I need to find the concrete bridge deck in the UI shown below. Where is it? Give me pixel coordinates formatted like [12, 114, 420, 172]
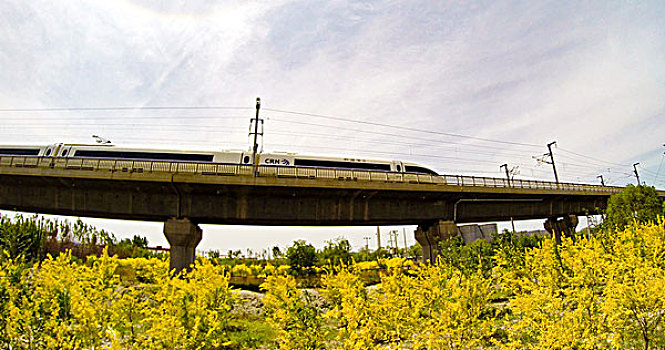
[2, 155, 662, 270]
[0, 155, 635, 225]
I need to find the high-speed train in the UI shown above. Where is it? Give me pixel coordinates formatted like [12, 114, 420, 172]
[0, 143, 439, 175]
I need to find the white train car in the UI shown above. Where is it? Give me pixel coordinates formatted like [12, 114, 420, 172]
[0, 145, 48, 156]
[0, 143, 438, 175]
[258, 152, 438, 175]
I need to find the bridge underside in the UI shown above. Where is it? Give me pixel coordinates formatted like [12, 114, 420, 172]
[0, 174, 607, 226]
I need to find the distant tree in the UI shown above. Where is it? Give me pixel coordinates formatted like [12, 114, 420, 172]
[272, 246, 283, 259]
[406, 242, 423, 259]
[604, 185, 664, 229]
[131, 235, 148, 249]
[207, 250, 221, 259]
[286, 240, 318, 276]
[353, 247, 372, 262]
[111, 234, 151, 258]
[319, 237, 352, 266]
[0, 215, 46, 261]
[370, 247, 391, 260]
[227, 250, 242, 259]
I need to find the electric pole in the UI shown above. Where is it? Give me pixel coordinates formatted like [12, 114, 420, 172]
[547, 141, 559, 183]
[363, 237, 371, 251]
[633, 163, 641, 185]
[387, 230, 393, 254]
[597, 175, 605, 186]
[376, 226, 381, 250]
[500, 164, 510, 186]
[654, 144, 665, 184]
[250, 97, 263, 176]
[402, 228, 407, 253]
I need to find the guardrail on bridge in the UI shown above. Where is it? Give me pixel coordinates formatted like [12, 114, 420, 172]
[0, 155, 625, 194]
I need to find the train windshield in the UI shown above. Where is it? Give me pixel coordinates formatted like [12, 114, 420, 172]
[404, 165, 438, 175]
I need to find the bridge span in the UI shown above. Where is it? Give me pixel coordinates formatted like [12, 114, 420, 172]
[1, 156, 661, 270]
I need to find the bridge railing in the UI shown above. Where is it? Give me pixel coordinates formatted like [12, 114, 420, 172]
[0, 155, 625, 194]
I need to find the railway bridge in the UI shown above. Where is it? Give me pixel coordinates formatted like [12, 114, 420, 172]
[1, 155, 661, 271]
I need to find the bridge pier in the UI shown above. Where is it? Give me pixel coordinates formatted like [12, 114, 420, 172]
[164, 218, 202, 274]
[544, 215, 579, 244]
[415, 220, 458, 264]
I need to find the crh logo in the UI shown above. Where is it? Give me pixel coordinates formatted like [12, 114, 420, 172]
[265, 158, 290, 165]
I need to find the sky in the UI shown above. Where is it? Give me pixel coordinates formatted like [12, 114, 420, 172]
[1, 0, 664, 253]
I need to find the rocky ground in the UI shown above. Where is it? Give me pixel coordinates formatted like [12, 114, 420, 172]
[231, 288, 328, 317]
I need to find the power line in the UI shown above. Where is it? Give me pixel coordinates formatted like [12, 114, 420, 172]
[264, 108, 543, 149]
[267, 117, 541, 154]
[1, 124, 249, 130]
[1, 115, 249, 120]
[557, 147, 631, 168]
[5, 114, 540, 158]
[0, 105, 645, 185]
[266, 131, 541, 159]
[0, 106, 251, 112]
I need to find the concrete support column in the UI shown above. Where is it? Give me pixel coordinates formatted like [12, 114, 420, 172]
[415, 220, 458, 264]
[543, 215, 579, 245]
[164, 218, 202, 274]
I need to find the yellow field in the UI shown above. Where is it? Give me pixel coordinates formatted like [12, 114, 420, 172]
[1, 221, 664, 349]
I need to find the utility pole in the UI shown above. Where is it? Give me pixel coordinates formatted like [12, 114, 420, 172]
[654, 144, 665, 184]
[500, 164, 510, 186]
[387, 230, 394, 253]
[363, 237, 371, 251]
[376, 226, 381, 250]
[633, 163, 641, 185]
[402, 228, 408, 253]
[250, 97, 263, 176]
[597, 175, 605, 186]
[547, 141, 559, 183]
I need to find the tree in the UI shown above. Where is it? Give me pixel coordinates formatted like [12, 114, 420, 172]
[319, 237, 352, 266]
[0, 215, 46, 261]
[605, 185, 664, 229]
[406, 242, 423, 259]
[131, 235, 148, 249]
[286, 240, 318, 277]
[272, 246, 283, 259]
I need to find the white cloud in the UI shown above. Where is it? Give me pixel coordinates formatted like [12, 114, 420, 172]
[1, 0, 664, 249]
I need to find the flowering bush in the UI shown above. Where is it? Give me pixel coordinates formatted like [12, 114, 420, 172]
[2, 220, 665, 349]
[263, 220, 665, 349]
[0, 252, 235, 349]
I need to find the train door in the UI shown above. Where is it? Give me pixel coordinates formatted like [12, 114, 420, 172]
[392, 161, 404, 173]
[58, 145, 72, 157]
[240, 152, 254, 165]
[43, 143, 62, 157]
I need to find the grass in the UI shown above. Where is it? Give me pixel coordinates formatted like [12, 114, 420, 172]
[226, 316, 277, 349]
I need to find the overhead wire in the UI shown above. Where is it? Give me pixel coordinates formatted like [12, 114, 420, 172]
[264, 108, 544, 149]
[266, 117, 544, 155]
[0, 106, 252, 112]
[1, 104, 651, 186]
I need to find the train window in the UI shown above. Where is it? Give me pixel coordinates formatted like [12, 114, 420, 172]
[243, 156, 250, 163]
[294, 159, 391, 171]
[45, 149, 52, 156]
[73, 150, 214, 162]
[396, 165, 402, 172]
[61, 150, 68, 156]
[0, 148, 40, 156]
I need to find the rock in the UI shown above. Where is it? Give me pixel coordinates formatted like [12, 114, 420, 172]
[232, 290, 265, 317]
